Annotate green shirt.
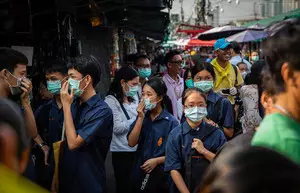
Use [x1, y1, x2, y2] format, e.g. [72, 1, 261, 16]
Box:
[252, 113, 300, 164]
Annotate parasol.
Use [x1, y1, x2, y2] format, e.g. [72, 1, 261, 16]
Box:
[226, 30, 268, 43]
[197, 25, 246, 40]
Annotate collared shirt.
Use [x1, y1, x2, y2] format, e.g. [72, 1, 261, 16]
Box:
[59, 94, 113, 193]
[163, 73, 184, 121]
[230, 55, 252, 71]
[165, 121, 226, 173]
[207, 91, 235, 129]
[128, 109, 179, 182]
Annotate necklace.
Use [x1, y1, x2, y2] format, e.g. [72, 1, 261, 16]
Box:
[274, 104, 291, 117]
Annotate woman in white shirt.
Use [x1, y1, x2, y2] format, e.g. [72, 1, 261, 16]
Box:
[105, 66, 140, 193]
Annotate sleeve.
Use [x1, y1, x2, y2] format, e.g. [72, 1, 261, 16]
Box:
[235, 67, 244, 87]
[78, 107, 113, 144]
[105, 97, 133, 135]
[165, 132, 182, 172]
[220, 98, 235, 128]
[251, 122, 279, 149]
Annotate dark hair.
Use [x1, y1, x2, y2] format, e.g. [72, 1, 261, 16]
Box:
[144, 77, 173, 114]
[198, 146, 300, 193]
[182, 87, 207, 105]
[191, 62, 216, 80]
[67, 55, 101, 87]
[107, 66, 139, 103]
[263, 19, 300, 94]
[134, 54, 150, 65]
[231, 41, 241, 54]
[261, 65, 276, 96]
[183, 68, 192, 90]
[164, 50, 182, 65]
[0, 47, 28, 72]
[0, 98, 29, 158]
[245, 60, 265, 85]
[236, 61, 247, 68]
[44, 59, 68, 75]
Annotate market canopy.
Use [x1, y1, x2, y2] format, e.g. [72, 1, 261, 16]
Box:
[244, 8, 300, 27]
[187, 39, 216, 47]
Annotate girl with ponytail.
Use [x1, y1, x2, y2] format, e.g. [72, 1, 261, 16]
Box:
[128, 77, 179, 193]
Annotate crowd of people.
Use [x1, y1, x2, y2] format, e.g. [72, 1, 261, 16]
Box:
[1, 19, 300, 193]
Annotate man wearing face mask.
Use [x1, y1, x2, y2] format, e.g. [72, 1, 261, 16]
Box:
[33, 59, 73, 190]
[58, 55, 113, 193]
[0, 48, 48, 181]
[134, 54, 152, 98]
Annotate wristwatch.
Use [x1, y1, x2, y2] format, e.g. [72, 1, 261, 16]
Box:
[38, 142, 47, 148]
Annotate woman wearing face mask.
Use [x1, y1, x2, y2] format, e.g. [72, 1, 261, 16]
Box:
[105, 66, 140, 193]
[128, 77, 178, 193]
[165, 88, 226, 193]
[191, 62, 235, 139]
[237, 61, 249, 80]
[183, 68, 193, 90]
[250, 51, 259, 64]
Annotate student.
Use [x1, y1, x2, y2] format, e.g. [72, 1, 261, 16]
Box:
[58, 55, 113, 193]
[251, 19, 300, 164]
[0, 48, 47, 180]
[33, 59, 70, 190]
[0, 98, 48, 193]
[211, 38, 244, 105]
[162, 50, 184, 121]
[165, 88, 226, 193]
[236, 61, 249, 80]
[183, 68, 193, 90]
[134, 54, 152, 98]
[105, 66, 139, 193]
[128, 77, 178, 193]
[191, 62, 235, 138]
[198, 147, 300, 193]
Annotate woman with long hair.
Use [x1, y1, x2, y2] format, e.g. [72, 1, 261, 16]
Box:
[128, 77, 178, 193]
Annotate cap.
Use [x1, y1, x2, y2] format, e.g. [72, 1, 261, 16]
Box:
[214, 38, 231, 51]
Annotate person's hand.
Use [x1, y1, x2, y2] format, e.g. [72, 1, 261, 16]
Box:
[41, 145, 50, 166]
[192, 138, 206, 154]
[60, 81, 74, 108]
[230, 87, 238, 96]
[205, 119, 218, 127]
[20, 78, 32, 104]
[141, 158, 158, 173]
[137, 100, 145, 118]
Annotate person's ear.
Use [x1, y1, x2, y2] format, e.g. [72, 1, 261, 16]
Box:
[261, 91, 272, 112]
[1, 69, 9, 80]
[281, 62, 295, 88]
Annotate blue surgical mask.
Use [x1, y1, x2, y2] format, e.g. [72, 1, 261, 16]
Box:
[184, 107, 207, 123]
[68, 77, 87, 97]
[47, 80, 61, 95]
[144, 98, 157, 111]
[185, 79, 194, 88]
[138, 68, 152, 78]
[194, 81, 214, 93]
[125, 84, 138, 97]
[241, 71, 248, 80]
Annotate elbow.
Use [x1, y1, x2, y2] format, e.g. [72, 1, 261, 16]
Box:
[128, 141, 136, 148]
[67, 142, 79, 151]
[225, 128, 234, 138]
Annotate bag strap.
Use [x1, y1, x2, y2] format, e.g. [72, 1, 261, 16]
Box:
[120, 102, 130, 120]
[232, 64, 238, 86]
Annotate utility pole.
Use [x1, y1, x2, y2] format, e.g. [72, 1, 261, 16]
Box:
[179, 0, 184, 23]
[195, 0, 206, 25]
[254, 2, 258, 20]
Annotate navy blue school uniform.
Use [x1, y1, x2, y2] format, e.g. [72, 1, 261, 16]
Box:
[206, 91, 234, 129]
[33, 99, 77, 189]
[128, 109, 179, 192]
[59, 95, 113, 193]
[165, 121, 226, 193]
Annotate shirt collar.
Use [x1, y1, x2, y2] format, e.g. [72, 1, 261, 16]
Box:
[182, 121, 217, 138]
[145, 109, 172, 121]
[81, 94, 100, 108]
[164, 73, 183, 85]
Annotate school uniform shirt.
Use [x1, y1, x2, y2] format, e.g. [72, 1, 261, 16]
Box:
[59, 95, 113, 193]
[163, 74, 184, 121]
[165, 121, 226, 193]
[105, 95, 138, 152]
[128, 109, 179, 183]
[207, 91, 235, 129]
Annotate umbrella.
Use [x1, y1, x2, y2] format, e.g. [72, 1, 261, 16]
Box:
[197, 25, 246, 40]
[248, 24, 265, 30]
[187, 39, 216, 47]
[226, 30, 268, 43]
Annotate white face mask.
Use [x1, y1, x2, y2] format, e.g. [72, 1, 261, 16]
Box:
[184, 107, 207, 123]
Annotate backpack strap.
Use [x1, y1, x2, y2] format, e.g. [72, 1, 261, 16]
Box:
[120, 102, 130, 120]
[232, 64, 238, 86]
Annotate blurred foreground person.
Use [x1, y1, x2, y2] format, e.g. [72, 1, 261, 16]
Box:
[0, 98, 48, 192]
[251, 19, 300, 164]
[198, 147, 300, 193]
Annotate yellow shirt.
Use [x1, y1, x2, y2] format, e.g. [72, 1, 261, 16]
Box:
[0, 164, 49, 193]
[211, 58, 244, 104]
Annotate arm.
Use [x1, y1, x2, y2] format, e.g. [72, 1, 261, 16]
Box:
[223, 127, 234, 139]
[128, 117, 144, 147]
[170, 170, 190, 193]
[22, 99, 38, 138]
[192, 139, 215, 162]
[222, 99, 235, 138]
[105, 97, 134, 135]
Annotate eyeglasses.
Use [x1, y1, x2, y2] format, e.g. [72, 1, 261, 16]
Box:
[170, 60, 183, 66]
